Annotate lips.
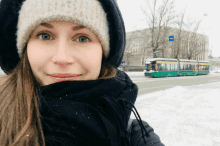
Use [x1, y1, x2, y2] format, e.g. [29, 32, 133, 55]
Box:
[50, 73, 81, 78]
[48, 73, 82, 82]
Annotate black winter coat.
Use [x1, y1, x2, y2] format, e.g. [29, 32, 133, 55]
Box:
[129, 119, 164, 146]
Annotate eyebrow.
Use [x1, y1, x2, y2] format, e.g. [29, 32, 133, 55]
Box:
[40, 23, 86, 31]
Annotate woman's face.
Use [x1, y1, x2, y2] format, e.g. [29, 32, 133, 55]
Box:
[27, 21, 103, 86]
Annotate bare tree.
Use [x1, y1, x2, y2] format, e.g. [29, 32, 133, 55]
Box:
[171, 7, 186, 59]
[141, 0, 176, 58]
[170, 15, 203, 60]
[179, 16, 194, 59]
[185, 18, 202, 60]
[159, 0, 176, 58]
[124, 36, 134, 65]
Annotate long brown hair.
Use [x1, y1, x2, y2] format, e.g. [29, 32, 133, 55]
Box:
[0, 46, 116, 146]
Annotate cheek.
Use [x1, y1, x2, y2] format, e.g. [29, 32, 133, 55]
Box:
[82, 45, 102, 76]
[27, 42, 46, 72]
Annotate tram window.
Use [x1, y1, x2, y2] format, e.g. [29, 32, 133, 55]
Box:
[152, 64, 155, 70]
[158, 64, 162, 71]
[145, 64, 151, 71]
[165, 64, 168, 71]
[207, 65, 210, 70]
[171, 64, 174, 71]
[188, 64, 192, 70]
[199, 65, 203, 70]
[167, 64, 170, 70]
[192, 65, 195, 70]
[183, 64, 186, 70]
[175, 64, 178, 70]
[207, 65, 209, 70]
[186, 64, 189, 70]
[161, 64, 165, 70]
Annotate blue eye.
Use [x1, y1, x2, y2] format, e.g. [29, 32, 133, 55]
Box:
[78, 36, 90, 42]
[38, 33, 51, 40]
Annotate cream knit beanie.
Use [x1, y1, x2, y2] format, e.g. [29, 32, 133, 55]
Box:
[17, 0, 109, 58]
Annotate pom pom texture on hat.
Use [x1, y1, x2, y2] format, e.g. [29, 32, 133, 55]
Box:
[17, 0, 110, 58]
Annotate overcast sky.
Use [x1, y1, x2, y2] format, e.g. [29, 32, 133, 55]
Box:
[117, 0, 219, 57]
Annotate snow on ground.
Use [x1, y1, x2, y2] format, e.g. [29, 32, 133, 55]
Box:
[125, 71, 145, 76]
[131, 82, 220, 146]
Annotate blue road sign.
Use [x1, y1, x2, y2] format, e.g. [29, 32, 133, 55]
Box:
[169, 35, 174, 41]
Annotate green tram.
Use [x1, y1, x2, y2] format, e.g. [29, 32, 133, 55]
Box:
[144, 58, 210, 78]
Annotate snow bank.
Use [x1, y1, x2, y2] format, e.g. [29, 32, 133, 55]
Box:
[131, 82, 220, 146]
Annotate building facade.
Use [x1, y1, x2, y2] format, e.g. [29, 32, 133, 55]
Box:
[123, 27, 209, 66]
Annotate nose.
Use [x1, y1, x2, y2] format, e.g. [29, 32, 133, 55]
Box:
[51, 39, 75, 67]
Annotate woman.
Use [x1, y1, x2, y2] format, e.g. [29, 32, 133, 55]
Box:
[0, 0, 165, 145]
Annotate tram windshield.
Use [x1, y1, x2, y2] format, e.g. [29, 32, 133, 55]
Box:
[151, 61, 156, 70]
[145, 61, 156, 71]
[145, 63, 151, 71]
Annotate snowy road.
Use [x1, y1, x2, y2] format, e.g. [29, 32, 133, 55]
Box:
[126, 71, 220, 146]
[128, 71, 220, 96]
